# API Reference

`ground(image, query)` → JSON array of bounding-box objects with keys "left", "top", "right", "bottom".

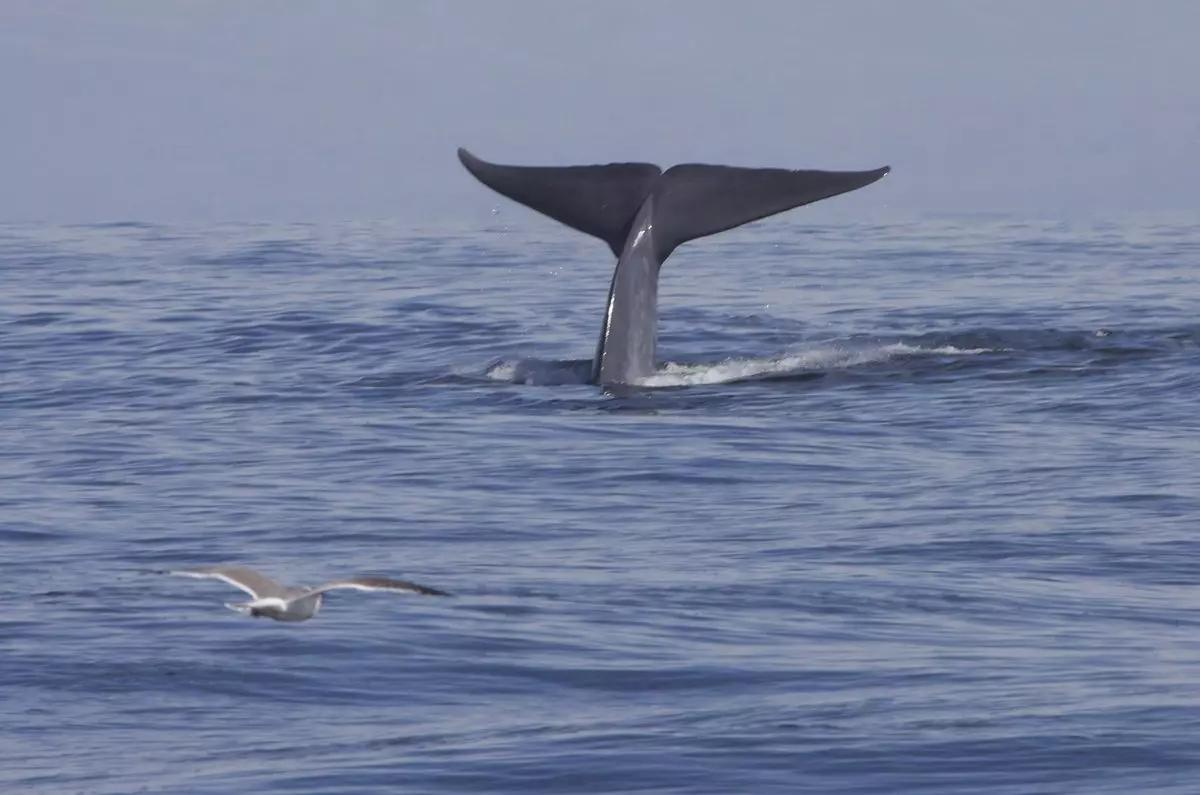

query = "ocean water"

[{"left": 2, "top": 215, "right": 1199, "bottom": 794}]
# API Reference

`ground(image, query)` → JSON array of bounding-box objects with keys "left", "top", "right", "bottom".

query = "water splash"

[
  {"left": 638, "top": 343, "right": 992, "bottom": 387},
  {"left": 484, "top": 344, "right": 992, "bottom": 388},
  {"left": 485, "top": 358, "right": 593, "bottom": 386}
]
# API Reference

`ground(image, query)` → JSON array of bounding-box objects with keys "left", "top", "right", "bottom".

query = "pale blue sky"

[{"left": 2, "top": 1, "right": 1197, "bottom": 222}]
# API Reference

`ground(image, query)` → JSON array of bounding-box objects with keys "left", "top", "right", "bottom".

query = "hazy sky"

[{"left": 2, "top": 1, "right": 1197, "bottom": 222}]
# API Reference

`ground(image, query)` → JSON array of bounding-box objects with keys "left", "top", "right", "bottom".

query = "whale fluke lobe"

[
  {"left": 458, "top": 148, "right": 890, "bottom": 385},
  {"left": 457, "top": 148, "right": 661, "bottom": 257},
  {"left": 650, "top": 163, "right": 891, "bottom": 259}
]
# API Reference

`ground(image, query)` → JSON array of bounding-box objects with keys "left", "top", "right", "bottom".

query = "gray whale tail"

[{"left": 458, "top": 148, "right": 889, "bottom": 385}]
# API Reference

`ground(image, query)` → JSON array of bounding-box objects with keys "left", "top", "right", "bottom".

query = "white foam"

[
  {"left": 484, "top": 344, "right": 994, "bottom": 389},
  {"left": 485, "top": 360, "right": 520, "bottom": 382},
  {"left": 485, "top": 358, "right": 590, "bottom": 386},
  {"left": 636, "top": 343, "right": 992, "bottom": 387}
]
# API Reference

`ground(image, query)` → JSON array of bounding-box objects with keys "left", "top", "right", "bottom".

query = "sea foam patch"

[{"left": 637, "top": 343, "right": 992, "bottom": 387}]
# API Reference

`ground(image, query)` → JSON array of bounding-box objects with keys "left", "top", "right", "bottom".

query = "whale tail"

[
  {"left": 458, "top": 147, "right": 890, "bottom": 385},
  {"left": 457, "top": 148, "right": 889, "bottom": 260}
]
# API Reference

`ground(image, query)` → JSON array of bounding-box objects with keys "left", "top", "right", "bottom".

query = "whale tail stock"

[{"left": 456, "top": 147, "right": 889, "bottom": 261}]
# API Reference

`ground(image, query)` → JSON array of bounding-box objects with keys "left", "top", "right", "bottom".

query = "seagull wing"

[
  {"left": 162, "top": 567, "right": 288, "bottom": 599},
  {"left": 307, "top": 576, "right": 450, "bottom": 598}
]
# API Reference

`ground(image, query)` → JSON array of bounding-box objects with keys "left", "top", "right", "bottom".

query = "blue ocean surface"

[{"left": 2, "top": 216, "right": 1199, "bottom": 794}]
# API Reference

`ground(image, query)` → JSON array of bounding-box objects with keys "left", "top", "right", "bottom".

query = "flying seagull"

[{"left": 159, "top": 566, "right": 450, "bottom": 622}]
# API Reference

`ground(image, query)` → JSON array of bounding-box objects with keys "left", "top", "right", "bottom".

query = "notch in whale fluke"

[{"left": 457, "top": 148, "right": 889, "bottom": 259}]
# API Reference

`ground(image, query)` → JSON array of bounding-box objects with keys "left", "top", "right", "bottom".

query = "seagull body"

[{"left": 161, "top": 566, "right": 449, "bottom": 622}]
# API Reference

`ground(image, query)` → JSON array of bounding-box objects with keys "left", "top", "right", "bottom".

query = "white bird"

[{"left": 159, "top": 566, "right": 449, "bottom": 622}]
